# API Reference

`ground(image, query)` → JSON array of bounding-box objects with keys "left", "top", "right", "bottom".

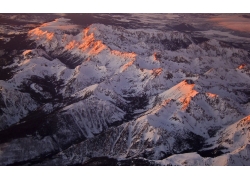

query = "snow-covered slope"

[
  {"left": 154, "top": 115, "right": 250, "bottom": 166},
  {"left": 0, "top": 18, "right": 250, "bottom": 165}
]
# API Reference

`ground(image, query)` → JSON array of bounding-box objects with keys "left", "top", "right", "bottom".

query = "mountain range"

[{"left": 0, "top": 17, "right": 250, "bottom": 165}]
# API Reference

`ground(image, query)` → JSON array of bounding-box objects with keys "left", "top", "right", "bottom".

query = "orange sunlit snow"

[
  {"left": 28, "top": 29, "right": 54, "bottom": 41},
  {"left": 78, "top": 28, "right": 106, "bottom": 55},
  {"left": 153, "top": 53, "right": 159, "bottom": 61},
  {"left": 161, "top": 99, "right": 171, "bottom": 107},
  {"left": 29, "top": 25, "right": 107, "bottom": 56},
  {"left": 206, "top": 92, "right": 218, "bottom": 98},
  {"left": 238, "top": 64, "right": 246, "bottom": 69},
  {"left": 65, "top": 40, "right": 79, "bottom": 50},
  {"left": 238, "top": 115, "right": 250, "bottom": 127},
  {"left": 121, "top": 60, "right": 136, "bottom": 72},
  {"left": 111, "top": 50, "right": 137, "bottom": 72},
  {"left": 111, "top": 50, "right": 137, "bottom": 59},
  {"left": 88, "top": 41, "right": 106, "bottom": 55},
  {"left": 178, "top": 81, "right": 198, "bottom": 110},
  {"left": 64, "top": 28, "right": 107, "bottom": 55},
  {"left": 152, "top": 68, "right": 163, "bottom": 76},
  {"left": 22, "top": 50, "right": 32, "bottom": 56}
]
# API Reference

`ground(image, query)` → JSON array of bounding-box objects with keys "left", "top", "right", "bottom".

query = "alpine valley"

[{"left": 0, "top": 14, "right": 250, "bottom": 166}]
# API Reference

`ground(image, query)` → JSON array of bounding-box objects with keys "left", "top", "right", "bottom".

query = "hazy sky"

[{"left": 209, "top": 14, "right": 250, "bottom": 32}]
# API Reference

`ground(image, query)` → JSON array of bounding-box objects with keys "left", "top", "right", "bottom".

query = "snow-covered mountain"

[{"left": 0, "top": 18, "right": 250, "bottom": 165}]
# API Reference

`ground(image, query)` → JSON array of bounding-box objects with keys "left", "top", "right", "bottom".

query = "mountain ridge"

[{"left": 0, "top": 18, "right": 250, "bottom": 165}]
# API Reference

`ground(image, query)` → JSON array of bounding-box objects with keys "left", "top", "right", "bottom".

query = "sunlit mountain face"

[{"left": 0, "top": 13, "right": 250, "bottom": 166}]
